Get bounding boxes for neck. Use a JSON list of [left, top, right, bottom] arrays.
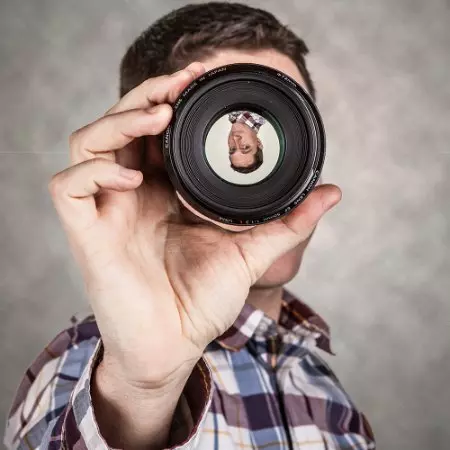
[[245, 285, 284, 322]]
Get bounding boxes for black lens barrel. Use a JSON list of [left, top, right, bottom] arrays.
[[163, 63, 325, 226]]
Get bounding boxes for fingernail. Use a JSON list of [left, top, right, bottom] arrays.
[[325, 201, 337, 212], [324, 194, 341, 211], [119, 167, 140, 180]]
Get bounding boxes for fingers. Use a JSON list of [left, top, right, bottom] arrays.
[[105, 62, 206, 116], [48, 158, 142, 232], [279, 184, 342, 237], [233, 184, 342, 284], [69, 104, 172, 166], [70, 62, 205, 169]]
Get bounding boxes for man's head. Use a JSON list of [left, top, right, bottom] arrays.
[[120, 2, 319, 288], [228, 113, 264, 173], [120, 2, 316, 99]]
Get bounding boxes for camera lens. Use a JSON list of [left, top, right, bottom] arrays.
[[163, 63, 325, 226]]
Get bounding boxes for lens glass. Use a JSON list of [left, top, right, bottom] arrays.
[[204, 109, 281, 185]]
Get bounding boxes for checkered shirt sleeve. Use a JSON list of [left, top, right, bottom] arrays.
[[3, 319, 213, 449]]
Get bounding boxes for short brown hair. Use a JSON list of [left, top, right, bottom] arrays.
[[120, 2, 316, 99], [230, 146, 264, 174]]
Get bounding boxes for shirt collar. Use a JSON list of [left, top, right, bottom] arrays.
[[215, 287, 333, 355]]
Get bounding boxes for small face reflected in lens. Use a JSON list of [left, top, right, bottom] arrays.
[[204, 110, 281, 185], [228, 110, 265, 174]]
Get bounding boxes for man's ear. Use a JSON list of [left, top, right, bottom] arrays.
[[257, 137, 263, 150]]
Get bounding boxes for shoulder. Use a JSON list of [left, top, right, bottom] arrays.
[[250, 112, 266, 126]]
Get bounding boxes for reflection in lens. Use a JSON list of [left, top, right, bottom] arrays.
[[205, 110, 280, 186]]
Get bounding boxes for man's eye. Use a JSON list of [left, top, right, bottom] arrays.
[[229, 148, 236, 154]]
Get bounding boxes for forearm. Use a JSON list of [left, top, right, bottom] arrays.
[[92, 355, 195, 450]]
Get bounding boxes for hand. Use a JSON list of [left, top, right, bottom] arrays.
[[48, 61, 341, 388]]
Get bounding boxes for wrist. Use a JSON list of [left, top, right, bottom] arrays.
[[91, 351, 196, 449], [100, 342, 200, 390]]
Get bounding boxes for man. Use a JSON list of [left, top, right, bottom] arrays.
[[228, 110, 265, 174], [4, 3, 375, 449]]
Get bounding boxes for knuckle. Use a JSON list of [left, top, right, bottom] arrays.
[[142, 74, 169, 94], [86, 156, 100, 166], [48, 172, 65, 196], [69, 126, 89, 164], [69, 128, 82, 148], [141, 77, 157, 93], [142, 77, 154, 87], [87, 156, 111, 168], [85, 156, 116, 175], [69, 122, 92, 151], [170, 68, 184, 78]]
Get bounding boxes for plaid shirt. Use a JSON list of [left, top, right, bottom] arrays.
[[228, 111, 266, 133], [4, 288, 375, 449]]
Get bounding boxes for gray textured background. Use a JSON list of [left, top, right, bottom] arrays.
[[0, 0, 449, 449]]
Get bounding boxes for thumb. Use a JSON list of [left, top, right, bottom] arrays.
[[233, 184, 342, 284]]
